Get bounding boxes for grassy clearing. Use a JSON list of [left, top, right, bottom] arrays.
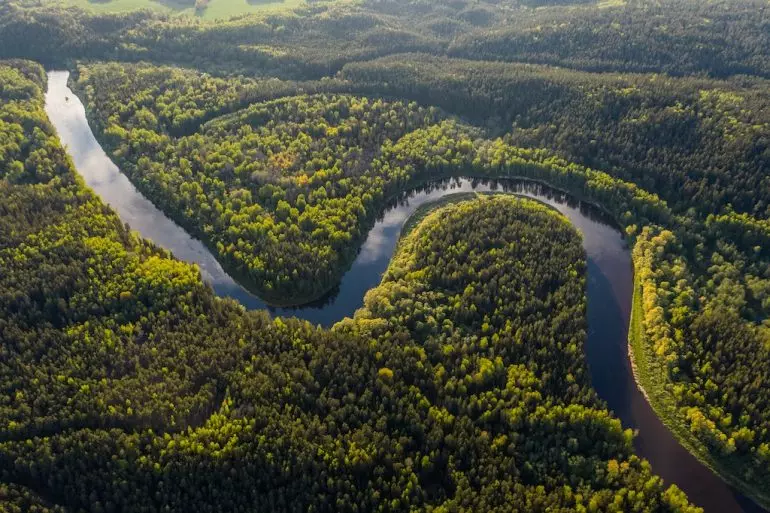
[[628, 274, 770, 510], [52, 0, 348, 19]]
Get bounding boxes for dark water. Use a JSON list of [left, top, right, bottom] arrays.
[[45, 70, 764, 513]]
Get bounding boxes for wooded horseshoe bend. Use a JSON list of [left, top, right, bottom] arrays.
[[45, 71, 764, 513], [2, 2, 770, 512]]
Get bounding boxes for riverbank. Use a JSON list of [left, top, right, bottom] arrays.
[[398, 192, 478, 240], [629, 275, 770, 511]]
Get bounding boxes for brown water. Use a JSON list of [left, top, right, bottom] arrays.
[[45, 70, 765, 513]]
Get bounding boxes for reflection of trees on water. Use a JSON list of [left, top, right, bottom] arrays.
[[384, 177, 619, 229], [270, 284, 341, 312]]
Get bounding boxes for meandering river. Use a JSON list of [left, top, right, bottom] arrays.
[[45, 70, 763, 513]]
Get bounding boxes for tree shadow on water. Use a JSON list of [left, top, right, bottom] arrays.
[[584, 258, 634, 421]]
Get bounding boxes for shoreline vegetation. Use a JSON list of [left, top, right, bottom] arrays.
[[398, 191, 569, 244], [629, 276, 770, 510], [408, 195, 770, 509]]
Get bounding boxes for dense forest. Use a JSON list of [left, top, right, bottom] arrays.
[[342, 54, 770, 218], [75, 62, 445, 302], [1, 0, 770, 510], [0, 61, 701, 511], [1, 0, 769, 79], [72, 46, 770, 513]]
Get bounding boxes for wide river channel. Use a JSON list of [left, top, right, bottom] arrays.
[[45, 70, 764, 513]]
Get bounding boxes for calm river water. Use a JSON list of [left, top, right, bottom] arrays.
[[45, 70, 764, 513]]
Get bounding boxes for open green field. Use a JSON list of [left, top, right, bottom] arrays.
[[50, 0, 349, 19]]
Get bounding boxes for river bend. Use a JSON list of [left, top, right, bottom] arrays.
[[44, 70, 763, 513]]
